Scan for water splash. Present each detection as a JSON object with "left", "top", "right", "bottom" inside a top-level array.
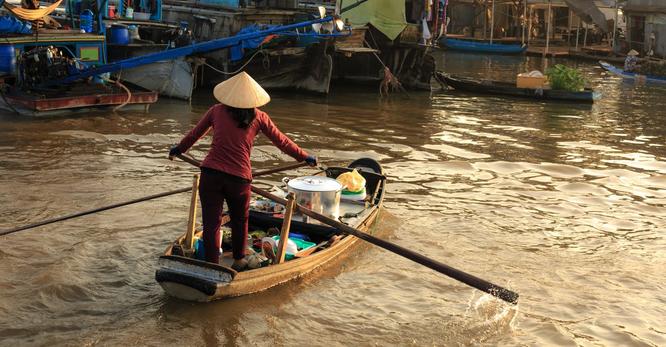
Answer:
[
  {"left": 441, "top": 291, "right": 519, "bottom": 345},
  {"left": 469, "top": 292, "right": 519, "bottom": 329}
]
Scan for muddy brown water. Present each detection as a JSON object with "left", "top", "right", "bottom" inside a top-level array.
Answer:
[{"left": 1, "top": 52, "right": 665, "bottom": 346}]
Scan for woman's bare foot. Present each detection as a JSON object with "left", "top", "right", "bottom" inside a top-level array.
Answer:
[{"left": 231, "top": 258, "right": 248, "bottom": 272}]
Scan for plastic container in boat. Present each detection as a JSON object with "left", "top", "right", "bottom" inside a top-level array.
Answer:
[
  {"left": 80, "top": 9, "right": 93, "bottom": 33},
  {"left": 341, "top": 187, "right": 366, "bottom": 201},
  {"left": 108, "top": 24, "right": 129, "bottom": 45},
  {"left": 264, "top": 236, "right": 315, "bottom": 260},
  {"left": 128, "top": 25, "right": 140, "bottom": 41},
  {"left": 107, "top": 4, "right": 116, "bottom": 18},
  {"left": 0, "top": 44, "right": 16, "bottom": 75}
]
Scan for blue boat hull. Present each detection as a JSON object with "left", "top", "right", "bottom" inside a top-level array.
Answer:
[
  {"left": 440, "top": 38, "right": 526, "bottom": 54},
  {"left": 599, "top": 60, "right": 666, "bottom": 83}
]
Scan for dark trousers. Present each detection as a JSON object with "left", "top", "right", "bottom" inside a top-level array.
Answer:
[{"left": 199, "top": 168, "right": 251, "bottom": 263}]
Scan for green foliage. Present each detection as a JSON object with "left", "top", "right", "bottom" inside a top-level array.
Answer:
[{"left": 545, "top": 64, "right": 586, "bottom": 92}]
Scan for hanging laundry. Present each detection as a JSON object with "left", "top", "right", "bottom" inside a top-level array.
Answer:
[{"left": 422, "top": 18, "right": 432, "bottom": 43}]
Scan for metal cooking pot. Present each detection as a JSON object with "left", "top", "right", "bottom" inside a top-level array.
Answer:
[{"left": 286, "top": 176, "right": 342, "bottom": 222}]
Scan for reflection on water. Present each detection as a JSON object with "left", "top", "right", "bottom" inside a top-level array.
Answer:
[{"left": 1, "top": 52, "right": 665, "bottom": 346}]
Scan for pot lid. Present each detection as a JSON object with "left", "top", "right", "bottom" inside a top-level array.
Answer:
[{"left": 288, "top": 176, "right": 342, "bottom": 192}]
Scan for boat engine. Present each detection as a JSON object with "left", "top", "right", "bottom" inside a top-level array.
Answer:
[
  {"left": 164, "top": 23, "right": 193, "bottom": 48},
  {"left": 18, "top": 46, "right": 81, "bottom": 88}
]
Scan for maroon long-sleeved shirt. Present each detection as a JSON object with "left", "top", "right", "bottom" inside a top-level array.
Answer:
[{"left": 176, "top": 104, "right": 308, "bottom": 180}]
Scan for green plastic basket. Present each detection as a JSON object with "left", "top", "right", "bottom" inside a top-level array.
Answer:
[{"left": 271, "top": 236, "right": 316, "bottom": 260}]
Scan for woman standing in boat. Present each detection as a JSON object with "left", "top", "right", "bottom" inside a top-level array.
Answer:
[
  {"left": 168, "top": 72, "right": 317, "bottom": 271},
  {"left": 624, "top": 49, "right": 640, "bottom": 72}
]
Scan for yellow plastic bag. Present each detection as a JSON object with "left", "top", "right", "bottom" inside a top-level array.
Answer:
[{"left": 336, "top": 169, "right": 366, "bottom": 193}]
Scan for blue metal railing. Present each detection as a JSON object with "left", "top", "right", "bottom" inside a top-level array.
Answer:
[{"left": 51, "top": 15, "right": 338, "bottom": 85}]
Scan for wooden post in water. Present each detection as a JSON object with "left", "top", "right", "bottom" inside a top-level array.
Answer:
[
  {"left": 276, "top": 193, "right": 296, "bottom": 264},
  {"left": 544, "top": 0, "right": 552, "bottom": 57},
  {"left": 433, "top": 0, "right": 439, "bottom": 41},
  {"left": 490, "top": 0, "right": 495, "bottom": 44},
  {"left": 184, "top": 174, "right": 200, "bottom": 251},
  {"left": 575, "top": 16, "right": 581, "bottom": 50},
  {"left": 483, "top": 0, "right": 488, "bottom": 40},
  {"left": 567, "top": 8, "right": 572, "bottom": 48},
  {"left": 612, "top": 0, "right": 619, "bottom": 49},
  {"left": 522, "top": 0, "right": 527, "bottom": 45},
  {"left": 527, "top": 5, "right": 533, "bottom": 46},
  {"left": 584, "top": 23, "right": 588, "bottom": 48}
]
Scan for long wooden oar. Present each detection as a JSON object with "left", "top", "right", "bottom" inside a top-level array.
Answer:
[
  {"left": 252, "top": 186, "right": 519, "bottom": 305},
  {"left": 177, "top": 155, "right": 520, "bottom": 305},
  {"left": 175, "top": 153, "right": 308, "bottom": 177},
  {"left": 0, "top": 159, "right": 309, "bottom": 237},
  {"left": 0, "top": 187, "right": 192, "bottom": 237}
]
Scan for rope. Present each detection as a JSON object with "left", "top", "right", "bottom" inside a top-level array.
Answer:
[
  {"left": 111, "top": 78, "right": 132, "bottom": 112},
  {"left": 101, "top": 77, "right": 132, "bottom": 112},
  {"left": 363, "top": 38, "right": 409, "bottom": 98},
  {"left": 202, "top": 49, "right": 266, "bottom": 76}
]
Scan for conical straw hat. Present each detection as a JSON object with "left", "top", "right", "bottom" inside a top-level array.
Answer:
[
  {"left": 213, "top": 71, "right": 270, "bottom": 108},
  {"left": 627, "top": 49, "right": 639, "bottom": 56}
]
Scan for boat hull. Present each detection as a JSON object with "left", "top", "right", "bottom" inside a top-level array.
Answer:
[
  {"left": 0, "top": 85, "right": 158, "bottom": 116},
  {"left": 156, "top": 208, "right": 380, "bottom": 302},
  {"left": 441, "top": 38, "right": 526, "bottom": 54},
  {"left": 438, "top": 72, "right": 600, "bottom": 102},
  {"left": 599, "top": 60, "right": 666, "bottom": 84},
  {"left": 155, "top": 160, "right": 386, "bottom": 302},
  {"left": 108, "top": 44, "right": 194, "bottom": 100}
]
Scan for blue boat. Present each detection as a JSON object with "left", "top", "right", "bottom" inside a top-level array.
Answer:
[
  {"left": 440, "top": 38, "right": 526, "bottom": 54},
  {"left": 599, "top": 60, "right": 666, "bottom": 84}
]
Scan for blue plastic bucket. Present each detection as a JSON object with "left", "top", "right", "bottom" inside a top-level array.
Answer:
[
  {"left": 108, "top": 24, "right": 129, "bottom": 45},
  {"left": 80, "top": 9, "right": 93, "bottom": 33},
  {"left": 0, "top": 44, "right": 16, "bottom": 75}
]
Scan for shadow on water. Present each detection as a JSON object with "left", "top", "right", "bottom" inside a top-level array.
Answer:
[{"left": 156, "top": 283, "right": 301, "bottom": 346}]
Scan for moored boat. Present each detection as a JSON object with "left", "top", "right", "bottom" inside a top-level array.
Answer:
[
  {"left": 599, "top": 60, "right": 666, "bottom": 84},
  {"left": 0, "top": 77, "right": 158, "bottom": 117},
  {"left": 155, "top": 158, "right": 386, "bottom": 302},
  {"left": 437, "top": 72, "right": 600, "bottom": 103},
  {"left": 440, "top": 38, "right": 527, "bottom": 55}
]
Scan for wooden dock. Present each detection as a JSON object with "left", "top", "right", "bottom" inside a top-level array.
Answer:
[{"left": 526, "top": 45, "right": 570, "bottom": 57}]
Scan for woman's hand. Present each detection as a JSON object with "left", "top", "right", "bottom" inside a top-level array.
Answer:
[
  {"left": 168, "top": 145, "right": 181, "bottom": 160},
  {"left": 305, "top": 155, "right": 318, "bottom": 167}
]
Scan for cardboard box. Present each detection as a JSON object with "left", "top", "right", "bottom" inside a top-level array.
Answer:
[{"left": 516, "top": 73, "right": 547, "bottom": 89}]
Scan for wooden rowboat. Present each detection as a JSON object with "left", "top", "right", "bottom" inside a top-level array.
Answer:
[
  {"left": 437, "top": 72, "right": 601, "bottom": 103},
  {"left": 155, "top": 158, "right": 386, "bottom": 302}
]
